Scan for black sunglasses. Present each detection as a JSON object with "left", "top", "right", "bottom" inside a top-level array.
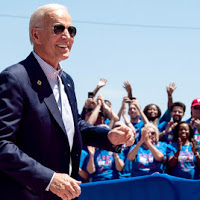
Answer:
[{"left": 53, "top": 24, "right": 76, "bottom": 37}]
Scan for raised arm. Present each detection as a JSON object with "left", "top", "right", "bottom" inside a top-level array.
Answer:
[
  {"left": 127, "top": 139, "right": 143, "bottom": 161},
  {"left": 121, "top": 100, "right": 136, "bottom": 134},
  {"left": 168, "top": 137, "right": 182, "bottom": 168},
  {"left": 159, "top": 121, "right": 177, "bottom": 140},
  {"left": 130, "top": 99, "right": 149, "bottom": 125},
  {"left": 86, "top": 146, "right": 96, "bottom": 174},
  {"left": 142, "top": 129, "right": 163, "bottom": 161},
  {"left": 123, "top": 81, "right": 133, "bottom": 99},
  {"left": 166, "top": 82, "right": 176, "bottom": 110},
  {"left": 191, "top": 138, "right": 200, "bottom": 169},
  {"left": 113, "top": 153, "right": 124, "bottom": 171},
  {"left": 87, "top": 96, "right": 102, "bottom": 125},
  {"left": 118, "top": 97, "right": 129, "bottom": 120},
  {"left": 93, "top": 78, "right": 107, "bottom": 97}
]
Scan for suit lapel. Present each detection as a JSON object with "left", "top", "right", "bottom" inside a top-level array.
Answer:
[
  {"left": 61, "top": 73, "right": 82, "bottom": 146},
  {"left": 61, "top": 73, "right": 76, "bottom": 124},
  {"left": 23, "top": 53, "right": 66, "bottom": 134}
]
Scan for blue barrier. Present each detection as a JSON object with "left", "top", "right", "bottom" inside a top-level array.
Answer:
[{"left": 80, "top": 174, "right": 200, "bottom": 200}]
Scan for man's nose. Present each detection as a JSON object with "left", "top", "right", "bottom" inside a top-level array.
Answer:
[{"left": 62, "top": 29, "right": 71, "bottom": 38}]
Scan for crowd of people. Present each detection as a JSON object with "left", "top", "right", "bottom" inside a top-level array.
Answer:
[{"left": 78, "top": 79, "right": 200, "bottom": 183}]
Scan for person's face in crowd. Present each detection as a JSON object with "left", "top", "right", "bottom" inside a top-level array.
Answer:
[
  {"left": 146, "top": 105, "right": 158, "bottom": 120},
  {"left": 34, "top": 8, "right": 74, "bottom": 68},
  {"left": 191, "top": 106, "right": 200, "bottom": 120},
  {"left": 178, "top": 123, "right": 190, "bottom": 141},
  {"left": 171, "top": 106, "right": 184, "bottom": 122},
  {"left": 147, "top": 127, "right": 157, "bottom": 144},
  {"left": 128, "top": 103, "right": 140, "bottom": 119}
]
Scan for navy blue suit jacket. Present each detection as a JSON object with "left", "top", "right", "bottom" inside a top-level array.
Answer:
[{"left": 0, "top": 53, "right": 119, "bottom": 200}]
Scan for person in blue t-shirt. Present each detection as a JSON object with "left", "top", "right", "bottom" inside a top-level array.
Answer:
[
  {"left": 118, "top": 145, "right": 133, "bottom": 179},
  {"left": 128, "top": 123, "right": 167, "bottom": 177},
  {"left": 159, "top": 102, "right": 186, "bottom": 144},
  {"left": 185, "top": 98, "right": 200, "bottom": 144},
  {"left": 78, "top": 150, "right": 89, "bottom": 183},
  {"left": 119, "top": 97, "right": 145, "bottom": 141},
  {"left": 85, "top": 146, "right": 124, "bottom": 182},
  {"left": 167, "top": 122, "right": 200, "bottom": 179}
]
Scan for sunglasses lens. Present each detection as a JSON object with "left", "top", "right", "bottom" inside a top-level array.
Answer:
[
  {"left": 68, "top": 26, "right": 76, "bottom": 37},
  {"left": 53, "top": 24, "right": 76, "bottom": 37},
  {"left": 54, "top": 24, "right": 65, "bottom": 35}
]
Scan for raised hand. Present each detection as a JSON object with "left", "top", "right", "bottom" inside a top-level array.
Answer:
[
  {"left": 165, "top": 121, "right": 178, "bottom": 134},
  {"left": 123, "top": 81, "right": 133, "bottom": 98},
  {"left": 84, "top": 98, "right": 96, "bottom": 109},
  {"left": 166, "top": 82, "right": 176, "bottom": 96},
  {"left": 177, "top": 137, "right": 182, "bottom": 151},
  {"left": 141, "top": 128, "right": 150, "bottom": 144},
  {"left": 193, "top": 119, "right": 200, "bottom": 132},
  {"left": 191, "top": 138, "right": 197, "bottom": 154},
  {"left": 97, "top": 78, "right": 107, "bottom": 88},
  {"left": 87, "top": 146, "right": 96, "bottom": 156}
]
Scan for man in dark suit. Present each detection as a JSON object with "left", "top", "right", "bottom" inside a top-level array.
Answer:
[{"left": 0, "top": 4, "right": 134, "bottom": 200}]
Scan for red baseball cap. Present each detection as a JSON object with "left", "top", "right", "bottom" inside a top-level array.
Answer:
[{"left": 191, "top": 98, "right": 200, "bottom": 107}]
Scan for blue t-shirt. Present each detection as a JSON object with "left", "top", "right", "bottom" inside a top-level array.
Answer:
[
  {"left": 157, "top": 121, "right": 168, "bottom": 133},
  {"left": 132, "top": 120, "right": 144, "bottom": 135},
  {"left": 159, "top": 121, "right": 175, "bottom": 144},
  {"left": 85, "top": 149, "right": 119, "bottom": 182},
  {"left": 78, "top": 150, "right": 88, "bottom": 182},
  {"left": 159, "top": 109, "right": 171, "bottom": 123},
  {"left": 130, "top": 142, "right": 167, "bottom": 177},
  {"left": 118, "top": 146, "right": 132, "bottom": 179},
  {"left": 167, "top": 142, "right": 200, "bottom": 179},
  {"left": 185, "top": 118, "right": 200, "bottom": 144}
]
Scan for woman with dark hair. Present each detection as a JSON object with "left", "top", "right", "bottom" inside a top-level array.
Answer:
[
  {"left": 167, "top": 122, "right": 200, "bottom": 179},
  {"left": 143, "top": 104, "right": 162, "bottom": 123}
]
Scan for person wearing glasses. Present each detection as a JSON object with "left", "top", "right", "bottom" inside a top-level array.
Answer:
[
  {"left": 127, "top": 123, "right": 167, "bottom": 177},
  {"left": 185, "top": 98, "right": 200, "bottom": 144},
  {"left": 0, "top": 4, "right": 134, "bottom": 200}
]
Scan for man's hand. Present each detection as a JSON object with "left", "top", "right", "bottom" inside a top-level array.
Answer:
[
  {"left": 50, "top": 173, "right": 81, "bottom": 200},
  {"left": 84, "top": 98, "right": 97, "bottom": 109},
  {"left": 141, "top": 128, "right": 150, "bottom": 144},
  {"left": 87, "top": 146, "right": 96, "bottom": 156},
  {"left": 123, "top": 81, "right": 133, "bottom": 99},
  {"left": 166, "top": 82, "right": 176, "bottom": 96},
  {"left": 165, "top": 121, "right": 178, "bottom": 134},
  {"left": 108, "top": 125, "right": 135, "bottom": 146}
]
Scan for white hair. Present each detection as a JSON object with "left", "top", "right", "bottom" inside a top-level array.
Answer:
[
  {"left": 141, "top": 123, "right": 159, "bottom": 142},
  {"left": 29, "top": 4, "right": 68, "bottom": 44}
]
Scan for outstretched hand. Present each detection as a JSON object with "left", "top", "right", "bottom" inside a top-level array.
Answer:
[{"left": 108, "top": 125, "right": 135, "bottom": 147}]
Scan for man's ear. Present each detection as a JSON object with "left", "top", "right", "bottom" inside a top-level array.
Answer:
[{"left": 31, "top": 28, "right": 42, "bottom": 44}]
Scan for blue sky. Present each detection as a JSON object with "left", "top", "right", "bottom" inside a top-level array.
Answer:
[{"left": 1, "top": 0, "right": 200, "bottom": 120}]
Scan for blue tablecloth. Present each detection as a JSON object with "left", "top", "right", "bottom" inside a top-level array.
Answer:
[{"left": 80, "top": 174, "right": 200, "bottom": 200}]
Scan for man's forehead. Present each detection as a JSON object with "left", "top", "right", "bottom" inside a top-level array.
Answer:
[
  {"left": 44, "top": 8, "right": 71, "bottom": 22},
  {"left": 172, "top": 106, "right": 184, "bottom": 111}
]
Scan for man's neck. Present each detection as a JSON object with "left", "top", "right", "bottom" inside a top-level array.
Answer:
[{"left": 130, "top": 116, "right": 141, "bottom": 124}]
